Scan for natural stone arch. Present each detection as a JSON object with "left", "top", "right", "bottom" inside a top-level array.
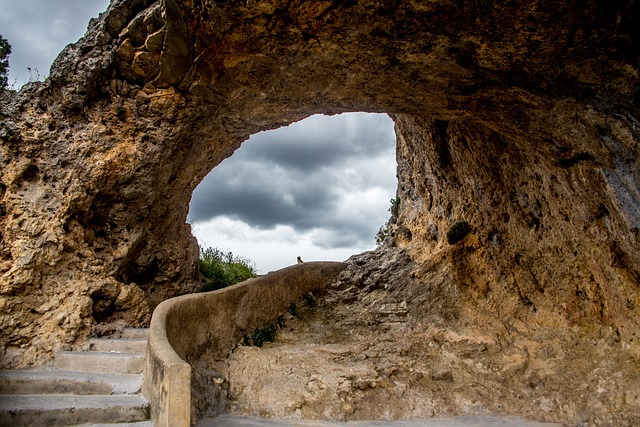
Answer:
[{"left": 0, "top": 0, "right": 638, "bottom": 369}]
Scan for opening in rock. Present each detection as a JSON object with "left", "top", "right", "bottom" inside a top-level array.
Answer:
[{"left": 188, "top": 113, "right": 397, "bottom": 274}]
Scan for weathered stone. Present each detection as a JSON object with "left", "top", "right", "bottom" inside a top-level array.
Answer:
[
  {"left": 0, "top": 4, "right": 638, "bottom": 425},
  {"left": 131, "top": 51, "right": 161, "bottom": 78},
  {"left": 431, "top": 369, "right": 454, "bottom": 382},
  {"left": 144, "top": 262, "right": 346, "bottom": 427},
  {"left": 114, "top": 283, "right": 151, "bottom": 326},
  {"left": 116, "top": 39, "right": 135, "bottom": 64},
  {"left": 105, "top": 0, "right": 155, "bottom": 37},
  {"left": 145, "top": 29, "right": 165, "bottom": 54},
  {"left": 120, "top": 11, "right": 149, "bottom": 48},
  {"left": 152, "top": 0, "right": 190, "bottom": 88}
]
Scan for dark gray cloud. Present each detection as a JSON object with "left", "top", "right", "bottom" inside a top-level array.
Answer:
[
  {"left": 0, "top": 0, "right": 109, "bottom": 88},
  {"left": 189, "top": 113, "right": 397, "bottom": 248},
  {"left": 245, "top": 114, "right": 394, "bottom": 172},
  {"left": 189, "top": 175, "right": 338, "bottom": 230}
]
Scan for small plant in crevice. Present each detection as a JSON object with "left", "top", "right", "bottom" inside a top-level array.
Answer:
[
  {"left": 303, "top": 292, "right": 316, "bottom": 307},
  {"left": 0, "top": 35, "right": 11, "bottom": 90},
  {"left": 389, "top": 196, "right": 400, "bottom": 217},
  {"left": 288, "top": 303, "right": 298, "bottom": 318},
  {"left": 26, "top": 66, "right": 41, "bottom": 83},
  {"left": 376, "top": 197, "right": 400, "bottom": 246},
  {"left": 242, "top": 325, "right": 277, "bottom": 347},
  {"left": 446, "top": 219, "right": 470, "bottom": 245}
]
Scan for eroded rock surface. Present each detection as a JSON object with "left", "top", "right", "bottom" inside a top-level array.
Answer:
[
  {"left": 222, "top": 248, "right": 640, "bottom": 425},
  {"left": 0, "top": 3, "right": 638, "bottom": 423}
]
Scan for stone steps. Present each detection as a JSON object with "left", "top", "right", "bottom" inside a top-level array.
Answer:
[
  {"left": 0, "top": 394, "right": 150, "bottom": 427},
  {"left": 86, "top": 338, "right": 148, "bottom": 354},
  {"left": 120, "top": 328, "right": 149, "bottom": 340},
  {"left": 0, "top": 369, "right": 142, "bottom": 395},
  {"left": 197, "top": 415, "right": 563, "bottom": 427},
  {"left": 0, "top": 327, "right": 151, "bottom": 426},
  {"left": 54, "top": 351, "right": 145, "bottom": 374},
  {"left": 75, "top": 422, "right": 153, "bottom": 427}
]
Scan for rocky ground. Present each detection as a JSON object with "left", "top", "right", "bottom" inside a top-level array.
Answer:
[{"left": 218, "top": 248, "right": 640, "bottom": 427}]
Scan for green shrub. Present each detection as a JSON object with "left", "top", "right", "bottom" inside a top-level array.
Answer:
[
  {"left": 446, "top": 220, "right": 470, "bottom": 245},
  {"left": 375, "top": 224, "right": 390, "bottom": 246},
  {"left": 389, "top": 197, "right": 400, "bottom": 217},
  {"left": 199, "top": 247, "right": 257, "bottom": 292}
]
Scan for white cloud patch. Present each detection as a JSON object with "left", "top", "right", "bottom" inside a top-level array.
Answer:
[{"left": 191, "top": 217, "right": 379, "bottom": 274}]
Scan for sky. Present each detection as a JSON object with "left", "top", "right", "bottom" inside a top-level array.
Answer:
[
  {"left": 189, "top": 113, "right": 397, "bottom": 273},
  {"left": 0, "top": 0, "right": 110, "bottom": 88},
  {"left": 1, "top": 0, "right": 398, "bottom": 273}
]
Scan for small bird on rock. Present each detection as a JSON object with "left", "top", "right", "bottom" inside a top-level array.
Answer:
[{"left": 297, "top": 256, "right": 304, "bottom": 264}]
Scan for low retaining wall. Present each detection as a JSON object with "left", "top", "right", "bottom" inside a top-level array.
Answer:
[{"left": 142, "top": 261, "right": 347, "bottom": 427}]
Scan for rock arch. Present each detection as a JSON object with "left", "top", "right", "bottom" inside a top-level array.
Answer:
[{"left": 1, "top": 0, "right": 638, "bottom": 367}]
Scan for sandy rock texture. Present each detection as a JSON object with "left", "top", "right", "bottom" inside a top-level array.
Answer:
[
  {"left": 0, "top": 2, "right": 638, "bottom": 419},
  {"left": 223, "top": 248, "right": 640, "bottom": 426}
]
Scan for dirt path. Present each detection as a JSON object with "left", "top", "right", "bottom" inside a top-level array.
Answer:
[{"left": 211, "top": 250, "right": 639, "bottom": 426}]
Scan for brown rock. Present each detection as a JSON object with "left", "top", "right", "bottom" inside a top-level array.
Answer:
[
  {"left": 114, "top": 283, "right": 151, "bottom": 326},
  {"left": 145, "top": 29, "right": 165, "bottom": 54},
  {"left": 431, "top": 369, "right": 454, "bottom": 382},
  {"left": 131, "top": 51, "right": 160, "bottom": 79},
  {"left": 0, "top": 3, "right": 638, "bottom": 425},
  {"left": 116, "top": 39, "right": 134, "bottom": 63}
]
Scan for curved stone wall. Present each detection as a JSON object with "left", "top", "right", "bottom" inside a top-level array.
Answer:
[{"left": 142, "top": 261, "right": 347, "bottom": 427}]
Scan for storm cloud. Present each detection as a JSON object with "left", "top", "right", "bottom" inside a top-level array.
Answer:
[{"left": 188, "top": 113, "right": 397, "bottom": 249}]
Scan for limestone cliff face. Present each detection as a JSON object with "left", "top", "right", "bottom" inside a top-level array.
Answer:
[
  {"left": 394, "top": 106, "right": 640, "bottom": 335},
  {"left": 0, "top": 0, "right": 638, "bottom": 376}
]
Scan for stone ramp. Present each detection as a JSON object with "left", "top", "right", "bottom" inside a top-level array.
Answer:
[
  {"left": 197, "top": 415, "right": 562, "bottom": 427},
  {"left": 0, "top": 328, "right": 151, "bottom": 426}
]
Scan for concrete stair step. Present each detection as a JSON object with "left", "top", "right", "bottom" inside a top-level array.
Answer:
[
  {"left": 74, "top": 422, "right": 153, "bottom": 427},
  {"left": 54, "top": 352, "right": 144, "bottom": 374},
  {"left": 87, "top": 338, "right": 147, "bottom": 354},
  {"left": 121, "top": 328, "right": 149, "bottom": 340},
  {"left": 0, "top": 369, "right": 142, "bottom": 395},
  {"left": 0, "top": 394, "right": 150, "bottom": 427}
]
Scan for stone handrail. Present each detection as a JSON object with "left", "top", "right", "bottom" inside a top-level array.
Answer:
[{"left": 142, "top": 261, "right": 347, "bottom": 427}]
